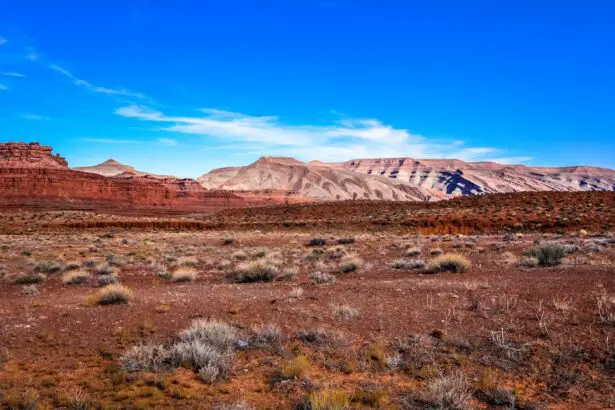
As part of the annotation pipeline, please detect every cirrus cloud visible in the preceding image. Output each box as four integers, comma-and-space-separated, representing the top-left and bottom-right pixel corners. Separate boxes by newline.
114, 105, 526, 164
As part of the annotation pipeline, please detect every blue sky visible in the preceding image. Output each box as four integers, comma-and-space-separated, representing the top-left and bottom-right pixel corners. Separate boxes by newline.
1, 0, 614, 177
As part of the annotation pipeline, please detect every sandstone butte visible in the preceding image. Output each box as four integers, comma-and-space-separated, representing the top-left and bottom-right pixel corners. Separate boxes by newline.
0, 142, 266, 213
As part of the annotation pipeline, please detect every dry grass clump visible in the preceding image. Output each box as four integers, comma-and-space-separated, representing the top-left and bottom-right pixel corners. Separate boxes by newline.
405, 247, 421, 257
308, 389, 351, 410
296, 328, 343, 346
171, 266, 198, 282
178, 319, 237, 349
597, 292, 615, 325
310, 271, 336, 285
337, 238, 355, 245
524, 244, 566, 267
425, 372, 473, 410
391, 259, 425, 270
34, 260, 63, 274
90, 284, 132, 305
230, 259, 279, 283
97, 274, 118, 286
93, 263, 117, 276
250, 324, 282, 348
251, 247, 268, 258
21, 284, 39, 296
231, 250, 248, 261
519, 256, 539, 268
281, 355, 309, 379
62, 269, 90, 285
430, 248, 444, 256
425, 253, 471, 274
121, 343, 170, 372
14, 273, 45, 285
121, 319, 237, 385
338, 255, 363, 273
307, 238, 327, 247
332, 305, 360, 320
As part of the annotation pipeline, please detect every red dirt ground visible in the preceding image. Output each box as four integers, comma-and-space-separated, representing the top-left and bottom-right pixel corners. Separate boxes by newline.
0, 192, 614, 409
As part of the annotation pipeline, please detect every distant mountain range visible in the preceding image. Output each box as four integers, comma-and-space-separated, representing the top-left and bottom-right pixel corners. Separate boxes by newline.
197, 156, 615, 201
1, 142, 613, 211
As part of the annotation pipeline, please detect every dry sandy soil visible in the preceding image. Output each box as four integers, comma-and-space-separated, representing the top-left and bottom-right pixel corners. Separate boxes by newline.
0, 192, 614, 409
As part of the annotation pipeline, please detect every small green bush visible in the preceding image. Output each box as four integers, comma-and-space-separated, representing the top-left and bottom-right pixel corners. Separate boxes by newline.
524, 244, 565, 267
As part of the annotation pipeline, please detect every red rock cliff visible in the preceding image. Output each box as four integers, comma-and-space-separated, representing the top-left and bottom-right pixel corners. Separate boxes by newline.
0, 142, 246, 212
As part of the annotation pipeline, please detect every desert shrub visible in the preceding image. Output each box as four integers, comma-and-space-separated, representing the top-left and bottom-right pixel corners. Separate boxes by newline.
106, 254, 125, 267
337, 238, 355, 245
223, 237, 234, 245
476, 369, 516, 407
121, 343, 170, 372
405, 247, 421, 257
430, 248, 444, 256
338, 255, 363, 273
391, 259, 425, 270
91, 284, 132, 305
353, 389, 389, 407
170, 340, 233, 383
310, 271, 336, 285
21, 284, 39, 296
61, 387, 90, 410
307, 238, 327, 247
426, 372, 473, 410
332, 305, 359, 320
231, 250, 248, 261
306, 249, 325, 261
251, 324, 281, 348
14, 273, 45, 285
171, 266, 198, 282
282, 355, 309, 378
121, 319, 236, 385
93, 263, 116, 276
308, 389, 351, 410
297, 328, 342, 346
597, 292, 615, 326
281, 266, 298, 280
519, 256, 539, 268
524, 244, 565, 267
425, 254, 471, 274
62, 269, 90, 285
34, 260, 63, 274
178, 319, 237, 350
97, 274, 118, 286
82, 259, 97, 268
64, 261, 82, 271
230, 260, 278, 283
251, 247, 267, 258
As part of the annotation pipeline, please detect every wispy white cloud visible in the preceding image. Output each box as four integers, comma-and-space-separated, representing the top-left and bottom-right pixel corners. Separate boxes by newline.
22, 114, 50, 120
80, 138, 141, 144
158, 138, 178, 146
49, 64, 149, 100
115, 105, 523, 163
26, 51, 38, 61
0, 37, 7, 46
1, 71, 25, 78
0, 84, 7, 91
483, 156, 534, 165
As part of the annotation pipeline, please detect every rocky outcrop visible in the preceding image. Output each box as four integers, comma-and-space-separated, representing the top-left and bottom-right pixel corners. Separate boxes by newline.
0, 142, 68, 168
0, 142, 250, 212
199, 156, 615, 201
74, 159, 172, 178
335, 158, 615, 195
198, 156, 438, 201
